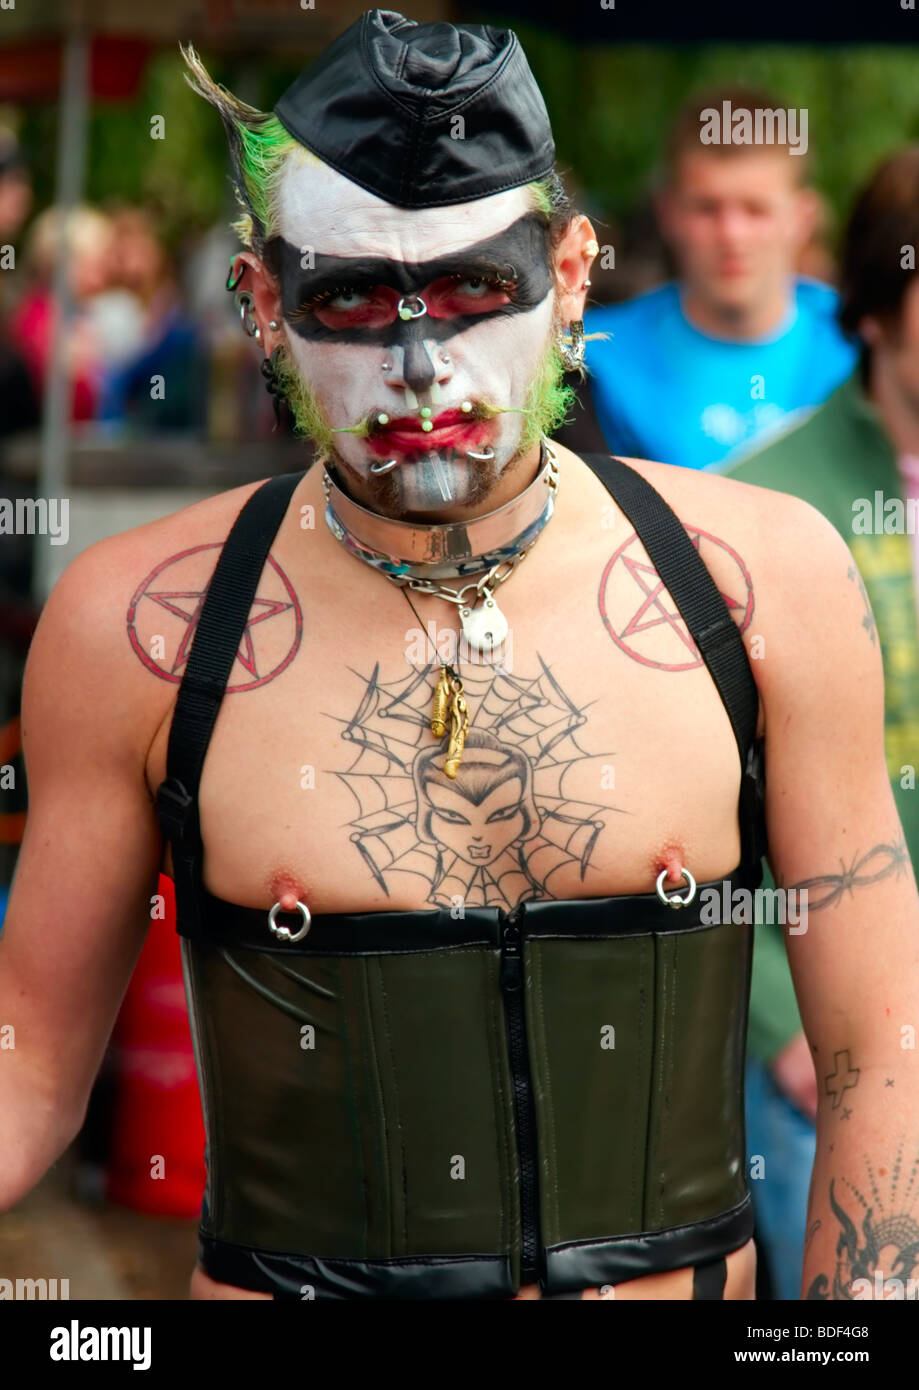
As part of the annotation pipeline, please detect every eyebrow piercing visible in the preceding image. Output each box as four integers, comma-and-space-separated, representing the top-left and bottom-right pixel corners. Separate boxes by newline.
397, 294, 428, 320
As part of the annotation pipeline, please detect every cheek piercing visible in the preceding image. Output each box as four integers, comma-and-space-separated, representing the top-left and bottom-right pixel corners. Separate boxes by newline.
370, 458, 399, 474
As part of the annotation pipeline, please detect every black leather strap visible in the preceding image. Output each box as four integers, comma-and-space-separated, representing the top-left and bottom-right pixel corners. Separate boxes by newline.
580, 453, 767, 877
693, 1255, 728, 1300
154, 470, 306, 933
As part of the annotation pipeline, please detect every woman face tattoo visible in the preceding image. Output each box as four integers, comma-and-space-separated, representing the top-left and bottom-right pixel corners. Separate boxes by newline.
265, 160, 558, 515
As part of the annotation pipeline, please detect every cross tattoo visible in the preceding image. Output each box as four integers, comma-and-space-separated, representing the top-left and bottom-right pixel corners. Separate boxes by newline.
825, 1049, 860, 1110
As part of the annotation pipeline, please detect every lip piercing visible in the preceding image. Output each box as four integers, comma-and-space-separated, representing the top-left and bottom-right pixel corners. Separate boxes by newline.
465, 446, 495, 462
268, 899, 312, 943
655, 866, 697, 908
376, 412, 390, 425
460, 400, 473, 413
371, 458, 399, 474
397, 294, 428, 320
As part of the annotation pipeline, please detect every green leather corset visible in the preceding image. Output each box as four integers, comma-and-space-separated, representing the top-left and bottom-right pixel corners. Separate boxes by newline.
155, 457, 768, 1299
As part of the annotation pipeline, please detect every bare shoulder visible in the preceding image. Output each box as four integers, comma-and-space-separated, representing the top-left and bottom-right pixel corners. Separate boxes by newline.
23, 479, 273, 751
604, 453, 856, 604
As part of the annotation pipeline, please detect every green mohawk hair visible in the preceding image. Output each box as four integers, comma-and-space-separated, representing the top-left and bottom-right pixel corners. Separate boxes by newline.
179, 41, 301, 255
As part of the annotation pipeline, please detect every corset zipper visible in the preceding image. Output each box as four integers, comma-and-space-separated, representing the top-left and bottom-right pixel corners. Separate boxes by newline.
499, 903, 542, 1284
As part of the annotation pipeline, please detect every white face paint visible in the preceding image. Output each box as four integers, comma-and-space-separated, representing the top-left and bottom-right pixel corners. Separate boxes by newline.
271, 157, 557, 515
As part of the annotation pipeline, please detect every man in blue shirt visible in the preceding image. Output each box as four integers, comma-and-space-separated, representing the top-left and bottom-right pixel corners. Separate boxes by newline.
562, 84, 858, 471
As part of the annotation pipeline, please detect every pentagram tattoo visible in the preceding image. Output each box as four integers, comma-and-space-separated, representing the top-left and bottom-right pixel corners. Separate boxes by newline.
806, 1141, 919, 1299
782, 839, 910, 912
846, 563, 877, 645
598, 525, 754, 670
329, 654, 623, 910
127, 544, 302, 691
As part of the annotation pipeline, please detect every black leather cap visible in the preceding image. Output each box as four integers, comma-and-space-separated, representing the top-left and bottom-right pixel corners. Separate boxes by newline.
273, 9, 555, 209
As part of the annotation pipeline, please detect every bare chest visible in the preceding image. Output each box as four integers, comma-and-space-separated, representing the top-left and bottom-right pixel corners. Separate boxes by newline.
144, 534, 751, 915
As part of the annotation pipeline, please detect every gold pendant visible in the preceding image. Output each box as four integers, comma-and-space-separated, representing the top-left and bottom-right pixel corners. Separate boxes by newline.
444, 679, 469, 779
430, 665, 451, 737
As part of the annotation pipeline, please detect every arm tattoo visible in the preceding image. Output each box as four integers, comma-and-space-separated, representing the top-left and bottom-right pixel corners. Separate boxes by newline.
598, 525, 754, 671
126, 544, 302, 691
806, 1142, 919, 1299
781, 839, 910, 912
846, 562, 877, 645
824, 1049, 859, 1113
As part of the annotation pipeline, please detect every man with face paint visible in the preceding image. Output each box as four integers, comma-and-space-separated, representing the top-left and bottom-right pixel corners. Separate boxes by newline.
3, 12, 919, 1307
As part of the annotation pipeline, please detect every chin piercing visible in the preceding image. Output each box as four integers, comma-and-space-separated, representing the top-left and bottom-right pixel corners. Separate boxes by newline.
465, 446, 495, 462
397, 293, 428, 320
268, 899, 312, 943
655, 866, 697, 909
371, 458, 399, 474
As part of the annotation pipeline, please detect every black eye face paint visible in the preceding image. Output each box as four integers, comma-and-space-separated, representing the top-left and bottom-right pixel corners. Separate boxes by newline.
265, 212, 554, 345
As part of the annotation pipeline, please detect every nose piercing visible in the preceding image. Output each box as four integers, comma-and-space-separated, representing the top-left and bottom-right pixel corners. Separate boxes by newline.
371, 458, 399, 474
439, 349, 450, 364
397, 294, 428, 321
381, 360, 392, 371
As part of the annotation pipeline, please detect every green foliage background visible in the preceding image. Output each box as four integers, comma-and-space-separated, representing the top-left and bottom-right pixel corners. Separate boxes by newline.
17, 37, 919, 260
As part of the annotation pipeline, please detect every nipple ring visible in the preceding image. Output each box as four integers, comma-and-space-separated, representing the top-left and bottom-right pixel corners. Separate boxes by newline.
268, 900, 312, 943
370, 458, 399, 474
397, 294, 428, 321
655, 867, 697, 909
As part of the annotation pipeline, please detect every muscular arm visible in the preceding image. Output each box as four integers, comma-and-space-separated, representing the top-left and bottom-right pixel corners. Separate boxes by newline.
755, 495, 919, 1300
0, 541, 164, 1210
